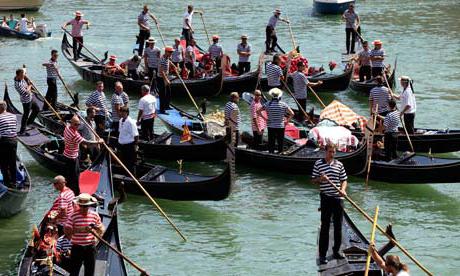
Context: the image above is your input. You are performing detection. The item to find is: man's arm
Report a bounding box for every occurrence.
[339,180,347,196]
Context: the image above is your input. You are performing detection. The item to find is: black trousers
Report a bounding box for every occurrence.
[182,28,193,46]
[265,26,277,52]
[119,142,136,174]
[384,132,399,161]
[79,144,100,162]
[359,65,372,82]
[137,29,150,56]
[0,138,17,187]
[403,113,415,134]
[157,78,171,112]
[94,114,106,136]
[372,67,384,78]
[72,37,83,61]
[252,130,263,149]
[185,62,195,79]
[345,28,356,54]
[20,101,39,132]
[111,121,119,138]
[296,98,307,122]
[69,244,96,276]
[128,69,139,80]
[43,78,57,111]
[147,67,158,92]
[319,194,344,258]
[141,118,154,141]
[63,156,80,195]
[267,127,284,153]
[173,61,185,70]
[238,62,251,75]
[213,57,222,72]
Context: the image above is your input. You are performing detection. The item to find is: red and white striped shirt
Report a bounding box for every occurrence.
[66,209,102,246]
[63,125,84,159]
[50,187,75,225]
[250,100,267,132]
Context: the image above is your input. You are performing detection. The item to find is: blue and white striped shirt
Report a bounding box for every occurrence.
[266,63,283,87]
[111,93,124,122]
[56,235,72,253]
[158,56,170,77]
[312,159,347,198]
[224,101,240,130]
[121,92,129,106]
[370,49,385,68]
[208,43,223,59]
[86,91,107,116]
[0,112,17,138]
[369,86,391,114]
[267,15,278,28]
[144,46,161,68]
[45,59,58,79]
[384,110,400,133]
[172,45,183,63]
[263,99,289,129]
[291,71,308,99]
[14,79,32,103]
[237,43,251,63]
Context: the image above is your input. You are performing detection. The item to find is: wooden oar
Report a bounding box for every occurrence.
[281,78,314,125]
[326,179,434,276]
[52,64,79,108]
[365,105,378,187]
[25,74,63,122]
[90,229,149,275]
[253,53,265,92]
[76,110,187,241]
[307,85,326,109]
[151,15,166,48]
[61,28,102,63]
[400,114,415,152]
[199,13,211,45]
[287,18,296,50]
[364,205,379,276]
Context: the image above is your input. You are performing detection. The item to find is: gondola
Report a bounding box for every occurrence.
[317,210,396,275]
[3,87,228,161]
[349,59,397,95]
[0,25,50,40]
[17,152,128,276]
[0,156,31,218]
[222,69,260,94]
[61,33,224,97]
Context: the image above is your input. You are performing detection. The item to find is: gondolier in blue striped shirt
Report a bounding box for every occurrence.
[369,76,391,116]
[85,81,108,135]
[312,143,348,265]
[380,99,400,161]
[14,68,39,135]
[265,8,289,54]
[257,88,294,154]
[370,40,385,77]
[208,35,223,72]
[266,54,284,90]
[224,92,241,146]
[0,101,18,188]
[42,49,59,111]
[158,46,174,113]
[237,34,251,75]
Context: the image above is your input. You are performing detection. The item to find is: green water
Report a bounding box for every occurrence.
[1,0,459,275]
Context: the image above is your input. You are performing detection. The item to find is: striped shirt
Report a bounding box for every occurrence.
[14,79,32,103]
[369,86,391,114]
[291,71,308,99]
[224,101,240,130]
[266,63,283,87]
[208,43,223,59]
[370,49,385,68]
[267,15,278,28]
[144,46,161,68]
[250,100,267,132]
[85,91,107,116]
[45,59,58,79]
[358,49,371,66]
[66,209,102,246]
[343,9,359,29]
[0,112,18,138]
[138,11,149,30]
[121,92,129,106]
[384,110,400,133]
[111,93,124,122]
[312,159,347,198]
[262,99,289,129]
[67,19,88,37]
[50,187,75,225]
[158,56,170,77]
[172,44,183,63]
[237,43,251,63]
[56,236,72,253]
[63,125,84,159]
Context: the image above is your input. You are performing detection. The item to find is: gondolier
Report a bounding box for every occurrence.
[65,193,104,276]
[48,175,75,236]
[250,90,267,149]
[369,76,391,116]
[137,5,158,56]
[357,41,371,82]
[258,88,294,154]
[290,61,323,121]
[342,3,360,54]
[137,85,156,140]
[312,143,348,265]
[380,99,400,161]
[265,8,289,54]
[208,35,223,71]
[42,49,59,110]
[172,38,185,69]
[391,75,416,134]
[0,101,17,188]
[266,54,284,90]
[118,106,139,173]
[111,81,126,136]
[237,34,252,75]
[143,37,161,89]
[370,40,385,77]
[85,81,108,135]
[62,11,90,61]
[224,92,241,146]
[14,68,39,135]
[182,5,203,46]
[78,107,100,162]
[158,46,174,113]
[185,39,197,78]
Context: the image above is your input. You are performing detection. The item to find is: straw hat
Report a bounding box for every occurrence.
[269,88,283,98]
[147,37,156,43]
[74,193,97,206]
[212,35,219,40]
[74,11,84,17]
[109,55,117,60]
[398,75,411,82]
[273,8,282,14]
[241,34,248,39]
[372,39,382,45]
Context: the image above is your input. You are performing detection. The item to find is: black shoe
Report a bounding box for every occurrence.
[319,257,328,265]
[333,252,345,260]
[350,51,356,54]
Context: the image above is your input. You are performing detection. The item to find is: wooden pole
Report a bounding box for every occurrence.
[281,79,314,125]
[326,179,434,276]
[25,75,63,122]
[61,28,102,63]
[254,53,265,92]
[152,17,166,48]
[199,13,211,45]
[90,229,149,275]
[287,20,296,50]
[71,107,187,241]
[53,64,79,108]
[364,205,379,276]
[365,105,378,186]
[307,86,326,109]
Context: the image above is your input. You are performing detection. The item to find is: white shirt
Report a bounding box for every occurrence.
[182,11,193,29]
[185,45,196,63]
[138,94,156,119]
[400,87,416,114]
[20,17,28,32]
[118,116,139,145]
[393,272,410,276]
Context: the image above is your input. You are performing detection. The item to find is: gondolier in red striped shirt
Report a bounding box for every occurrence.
[48,175,75,236]
[65,193,104,276]
[63,116,103,195]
